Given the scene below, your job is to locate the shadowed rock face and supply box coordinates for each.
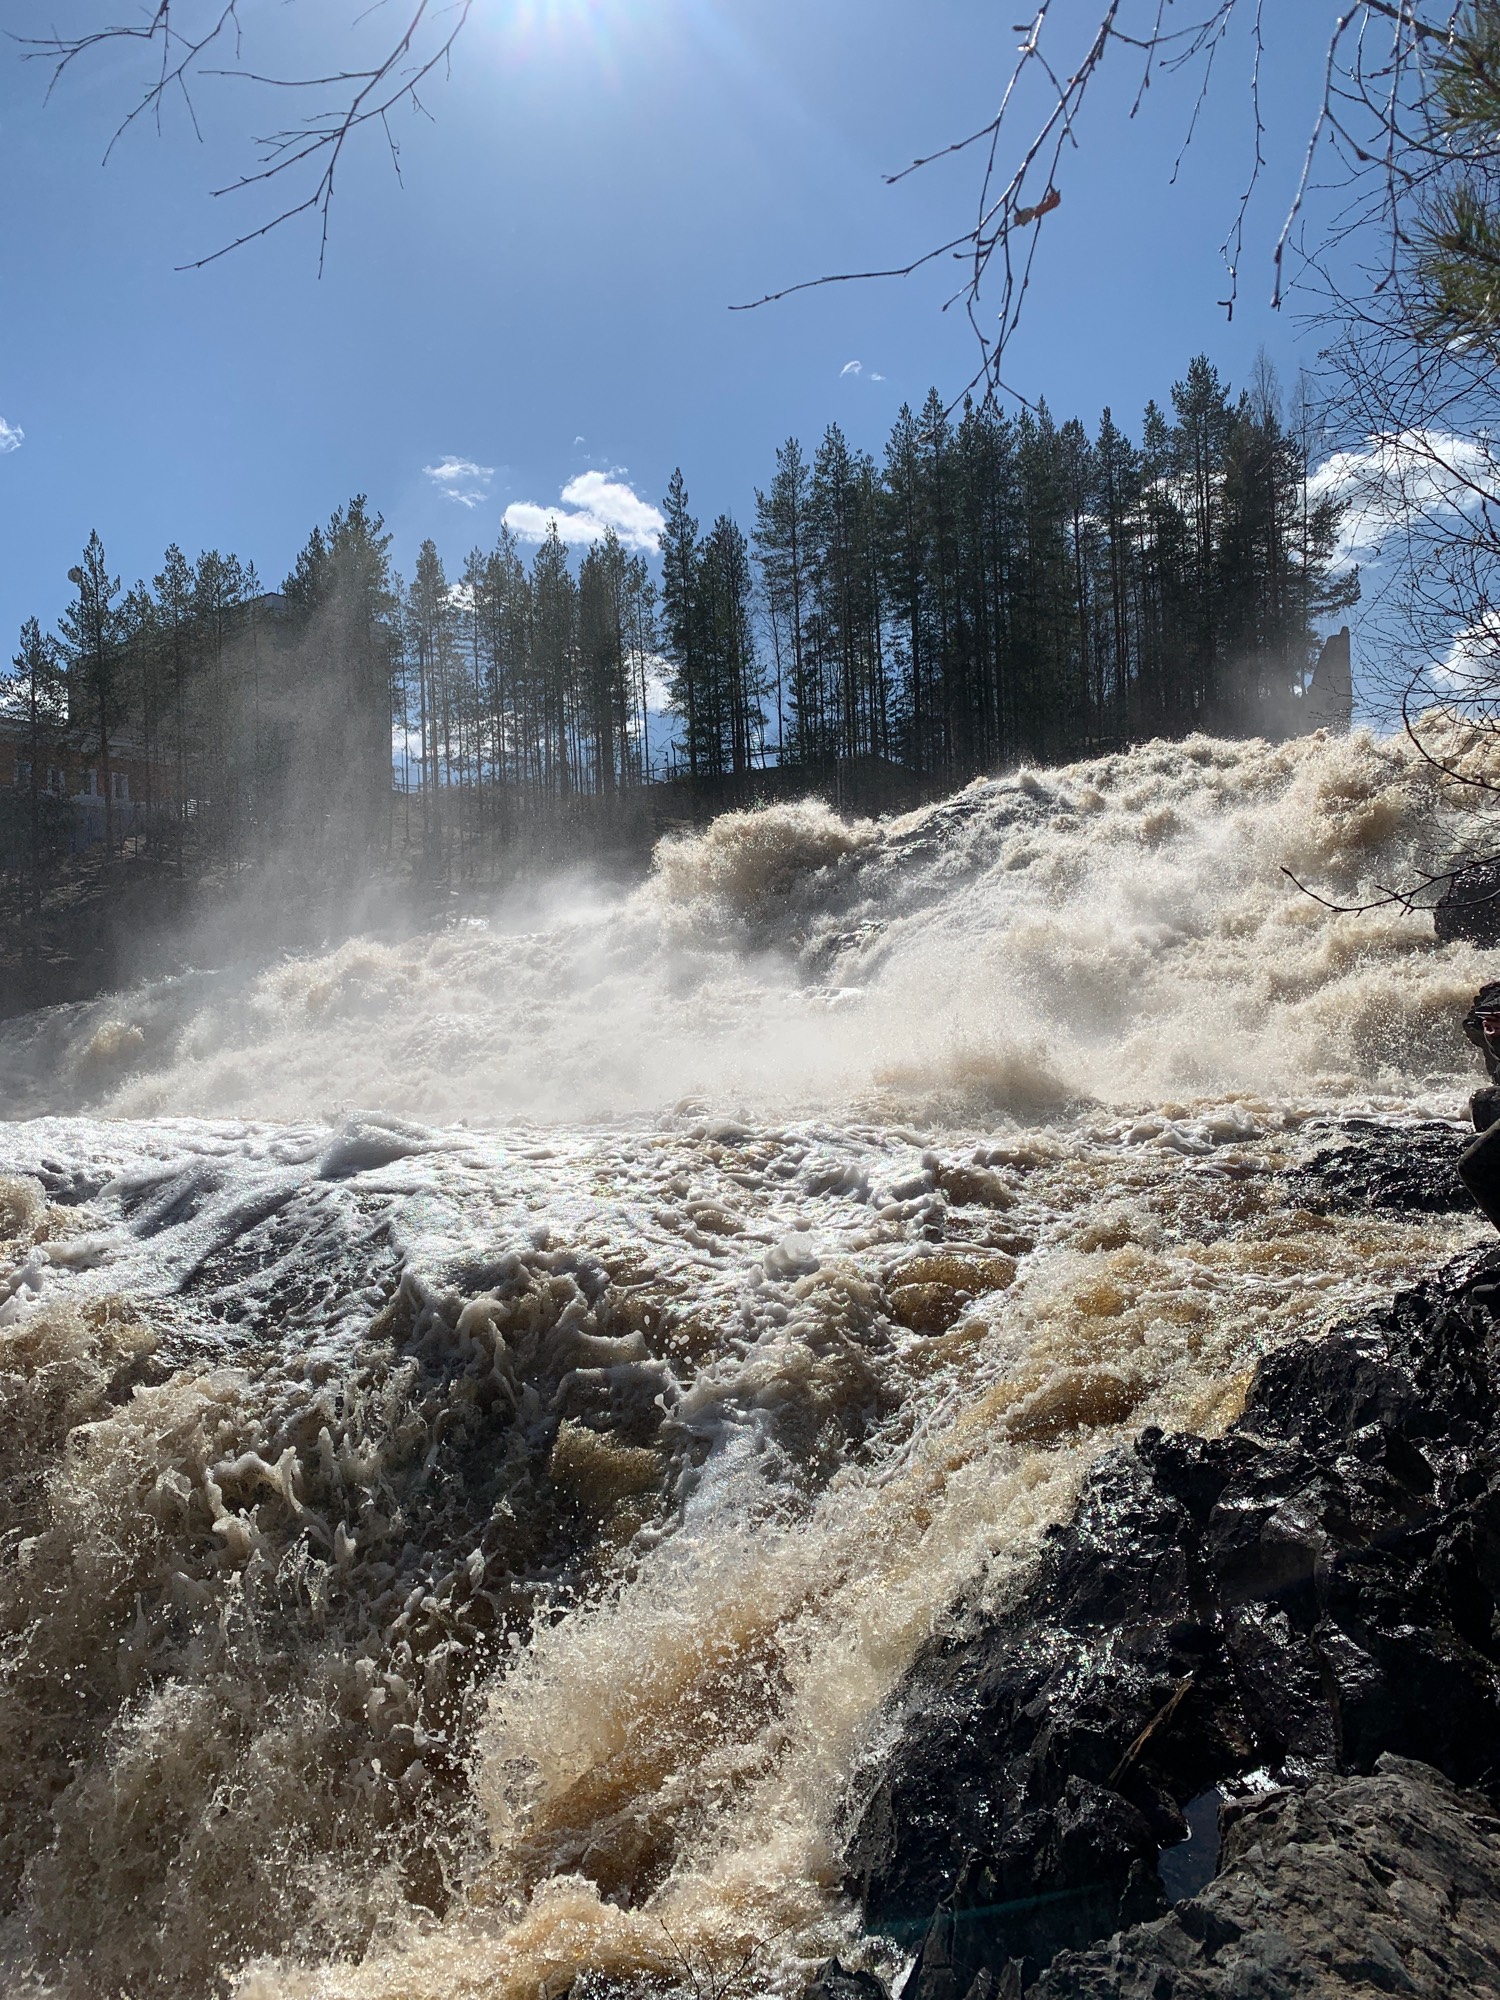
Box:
[1033,1757,1500,1999]
[1284,1120,1476,1217]
[843,1251,1500,1998]
[1436,860,1500,948]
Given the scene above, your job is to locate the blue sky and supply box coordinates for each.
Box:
[2,1,1349,649]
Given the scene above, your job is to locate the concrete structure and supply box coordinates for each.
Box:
[1300,626,1354,733]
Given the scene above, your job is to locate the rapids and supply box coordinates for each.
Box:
[0,727,1494,1999]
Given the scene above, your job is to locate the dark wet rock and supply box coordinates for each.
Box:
[1033,1757,1500,1998]
[802,1958,893,2000]
[1436,859,1500,947]
[845,1249,1500,1995]
[1285,1119,1474,1216]
[803,922,887,976]
[25,1157,112,1207]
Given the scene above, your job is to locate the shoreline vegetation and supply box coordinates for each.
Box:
[3,352,1353,1015]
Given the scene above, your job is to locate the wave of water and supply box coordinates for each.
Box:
[0,728,1493,1998]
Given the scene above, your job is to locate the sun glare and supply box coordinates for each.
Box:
[475,0,649,68]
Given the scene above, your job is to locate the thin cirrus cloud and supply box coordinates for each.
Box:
[0,417,23,454]
[840,359,886,383]
[503,472,665,553]
[423,455,494,509]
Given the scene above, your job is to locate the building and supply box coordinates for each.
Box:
[0,713,159,850]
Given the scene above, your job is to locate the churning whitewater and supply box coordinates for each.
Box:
[0,727,1495,2000]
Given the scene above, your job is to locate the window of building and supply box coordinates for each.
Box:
[50,768,66,795]
[112,772,129,802]
[15,761,30,786]
[82,768,96,796]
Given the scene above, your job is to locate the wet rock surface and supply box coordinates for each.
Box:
[844,1248,1500,1997]
[1284,1119,1475,1216]
[1033,1756,1500,1998]
[1435,859,1500,947]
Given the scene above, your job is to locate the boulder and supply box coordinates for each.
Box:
[802,1959,893,2000]
[1284,1119,1475,1217]
[1436,860,1500,947]
[1034,1757,1500,1998]
[845,1253,1500,1994]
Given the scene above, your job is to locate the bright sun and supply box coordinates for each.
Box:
[475,0,645,61]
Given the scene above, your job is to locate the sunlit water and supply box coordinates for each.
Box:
[0,728,1493,1998]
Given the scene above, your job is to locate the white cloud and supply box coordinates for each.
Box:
[642,654,673,711]
[0,417,23,454]
[1309,428,1498,567]
[503,472,665,553]
[423,454,495,509]
[1427,606,1500,690]
[840,360,863,377]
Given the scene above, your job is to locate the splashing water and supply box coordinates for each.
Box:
[0,728,1493,1999]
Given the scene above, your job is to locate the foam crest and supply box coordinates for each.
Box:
[0,728,1482,1130]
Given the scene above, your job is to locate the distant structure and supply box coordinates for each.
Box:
[1225,625,1353,742]
[0,717,155,852]
[1300,627,1354,733]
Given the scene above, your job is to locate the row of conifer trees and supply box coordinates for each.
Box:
[737,356,1356,777]
[4,352,1354,886]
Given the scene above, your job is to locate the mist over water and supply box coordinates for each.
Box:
[1,727,1495,2000]
[1,725,1490,1128]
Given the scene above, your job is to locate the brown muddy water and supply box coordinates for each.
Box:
[0,728,1494,1998]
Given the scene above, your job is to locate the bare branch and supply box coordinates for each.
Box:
[734,3,1469,404]
[16,0,473,272]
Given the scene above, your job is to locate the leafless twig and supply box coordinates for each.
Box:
[734,3,1466,406]
[17,0,474,273]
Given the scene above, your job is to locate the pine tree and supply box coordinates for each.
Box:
[580,531,632,792]
[659,470,704,777]
[529,526,579,796]
[1171,356,1236,720]
[283,497,398,858]
[1416,3,1500,352]
[4,618,70,916]
[1093,409,1141,741]
[479,528,529,792]
[58,530,124,859]
[119,582,161,822]
[915,390,959,766]
[407,539,455,869]
[881,404,930,769]
[193,550,247,864]
[154,543,196,865]
[754,440,814,762]
[698,515,763,776]
[620,550,658,783]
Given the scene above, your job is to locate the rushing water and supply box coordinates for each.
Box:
[0,728,1494,1999]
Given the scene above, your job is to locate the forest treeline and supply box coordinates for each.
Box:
[4,353,1353,902]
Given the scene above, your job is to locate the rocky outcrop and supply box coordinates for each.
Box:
[1435,860,1500,948]
[1284,1119,1475,1216]
[803,1961,895,2000]
[1032,1756,1500,1998]
[843,1250,1500,1997]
